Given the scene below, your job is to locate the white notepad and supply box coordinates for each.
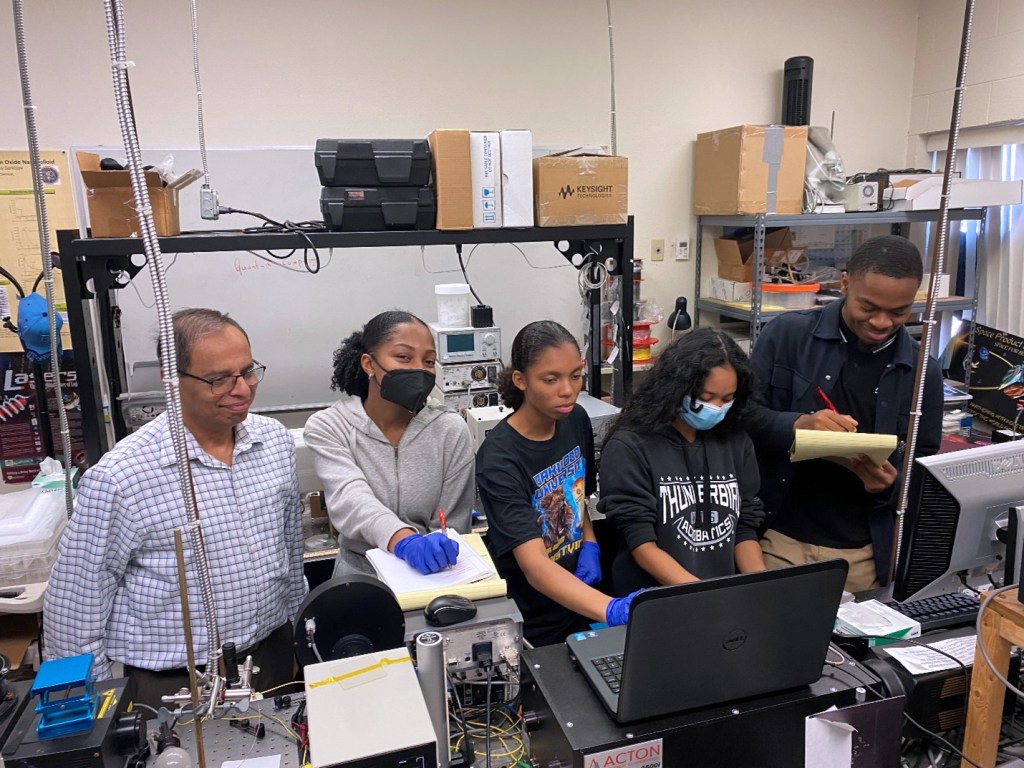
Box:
[365,530,497,595]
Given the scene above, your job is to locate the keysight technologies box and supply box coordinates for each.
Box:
[693,124,808,215]
[533,151,628,227]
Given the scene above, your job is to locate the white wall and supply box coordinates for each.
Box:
[0,0,922,359]
[911,0,1024,136]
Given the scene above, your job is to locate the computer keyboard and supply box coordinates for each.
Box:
[886,591,981,633]
[591,653,624,693]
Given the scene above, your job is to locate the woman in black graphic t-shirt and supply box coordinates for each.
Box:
[476,321,639,647]
[599,328,767,595]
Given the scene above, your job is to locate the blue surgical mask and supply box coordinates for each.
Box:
[678,395,732,431]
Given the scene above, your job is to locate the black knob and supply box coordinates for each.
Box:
[222,642,240,685]
[229,719,265,739]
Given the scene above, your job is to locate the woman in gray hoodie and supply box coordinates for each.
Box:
[304,310,475,577]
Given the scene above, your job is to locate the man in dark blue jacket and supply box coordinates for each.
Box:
[745,235,943,591]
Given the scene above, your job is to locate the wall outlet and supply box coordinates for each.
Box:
[675,238,689,261]
[651,239,665,262]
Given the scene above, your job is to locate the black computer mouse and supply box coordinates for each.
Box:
[424,594,478,627]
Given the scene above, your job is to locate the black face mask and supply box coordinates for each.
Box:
[370,356,435,413]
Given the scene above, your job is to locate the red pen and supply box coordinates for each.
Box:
[438,508,454,569]
[816,386,839,413]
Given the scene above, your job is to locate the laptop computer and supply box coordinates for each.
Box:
[566,559,849,723]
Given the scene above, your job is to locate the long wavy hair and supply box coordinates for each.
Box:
[608,327,754,436]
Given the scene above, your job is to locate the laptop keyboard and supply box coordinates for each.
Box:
[591,653,624,693]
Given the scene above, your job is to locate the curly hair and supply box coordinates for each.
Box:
[330,310,429,398]
[608,327,753,435]
[496,320,580,410]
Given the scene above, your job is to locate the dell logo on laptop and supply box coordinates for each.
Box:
[722,629,748,650]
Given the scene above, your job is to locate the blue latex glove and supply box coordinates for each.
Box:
[574,541,603,586]
[605,590,643,626]
[394,532,459,575]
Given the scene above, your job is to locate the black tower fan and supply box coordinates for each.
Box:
[782,56,813,126]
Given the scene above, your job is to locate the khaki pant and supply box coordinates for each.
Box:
[761,529,879,593]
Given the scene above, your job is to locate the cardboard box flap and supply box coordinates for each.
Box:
[547,147,614,158]
[168,168,203,191]
[536,153,627,178]
[77,151,163,191]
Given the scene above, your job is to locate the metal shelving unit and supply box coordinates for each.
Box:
[694,208,986,344]
[57,219,636,465]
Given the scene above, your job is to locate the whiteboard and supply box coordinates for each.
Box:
[70,146,584,409]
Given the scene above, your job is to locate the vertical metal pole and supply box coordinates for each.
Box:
[415,631,449,768]
[892,0,975,583]
[963,213,985,388]
[174,528,208,768]
[750,215,767,345]
[693,220,703,330]
[57,229,107,464]
[588,254,603,400]
[620,221,635,403]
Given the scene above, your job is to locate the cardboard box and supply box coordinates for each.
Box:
[533,151,628,227]
[428,129,473,230]
[76,152,199,237]
[709,276,752,303]
[693,124,808,215]
[889,177,1023,211]
[500,129,534,227]
[470,131,502,229]
[713,227,793,282]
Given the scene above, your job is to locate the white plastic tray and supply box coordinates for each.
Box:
[0,581,46,613]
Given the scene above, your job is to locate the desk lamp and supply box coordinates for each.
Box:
[667,297,692,341]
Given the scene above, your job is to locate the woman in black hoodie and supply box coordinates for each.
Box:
[599,328,766,594]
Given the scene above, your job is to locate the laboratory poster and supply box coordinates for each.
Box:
[0,351,85,484]
[0,151,78,354]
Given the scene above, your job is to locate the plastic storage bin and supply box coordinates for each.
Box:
[435,283,472,328]
[761,282,820,309]
[0,488,67,590]
[314,139,433,187]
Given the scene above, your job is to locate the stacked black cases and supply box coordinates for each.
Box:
[315,139,436,231]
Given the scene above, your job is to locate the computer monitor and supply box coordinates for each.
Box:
[892,440,1024,602]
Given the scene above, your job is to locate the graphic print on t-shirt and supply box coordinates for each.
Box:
[532,446,586,562]
[660,473,740,553]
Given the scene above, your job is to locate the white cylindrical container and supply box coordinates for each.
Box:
[415,630,449,768]
[435,283,471,328]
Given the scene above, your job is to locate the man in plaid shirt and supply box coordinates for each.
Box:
[44,308,306,708]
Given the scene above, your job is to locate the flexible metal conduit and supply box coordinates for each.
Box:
[102,0,221,668]
[892,0,975,578]
[12,0,74,517]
